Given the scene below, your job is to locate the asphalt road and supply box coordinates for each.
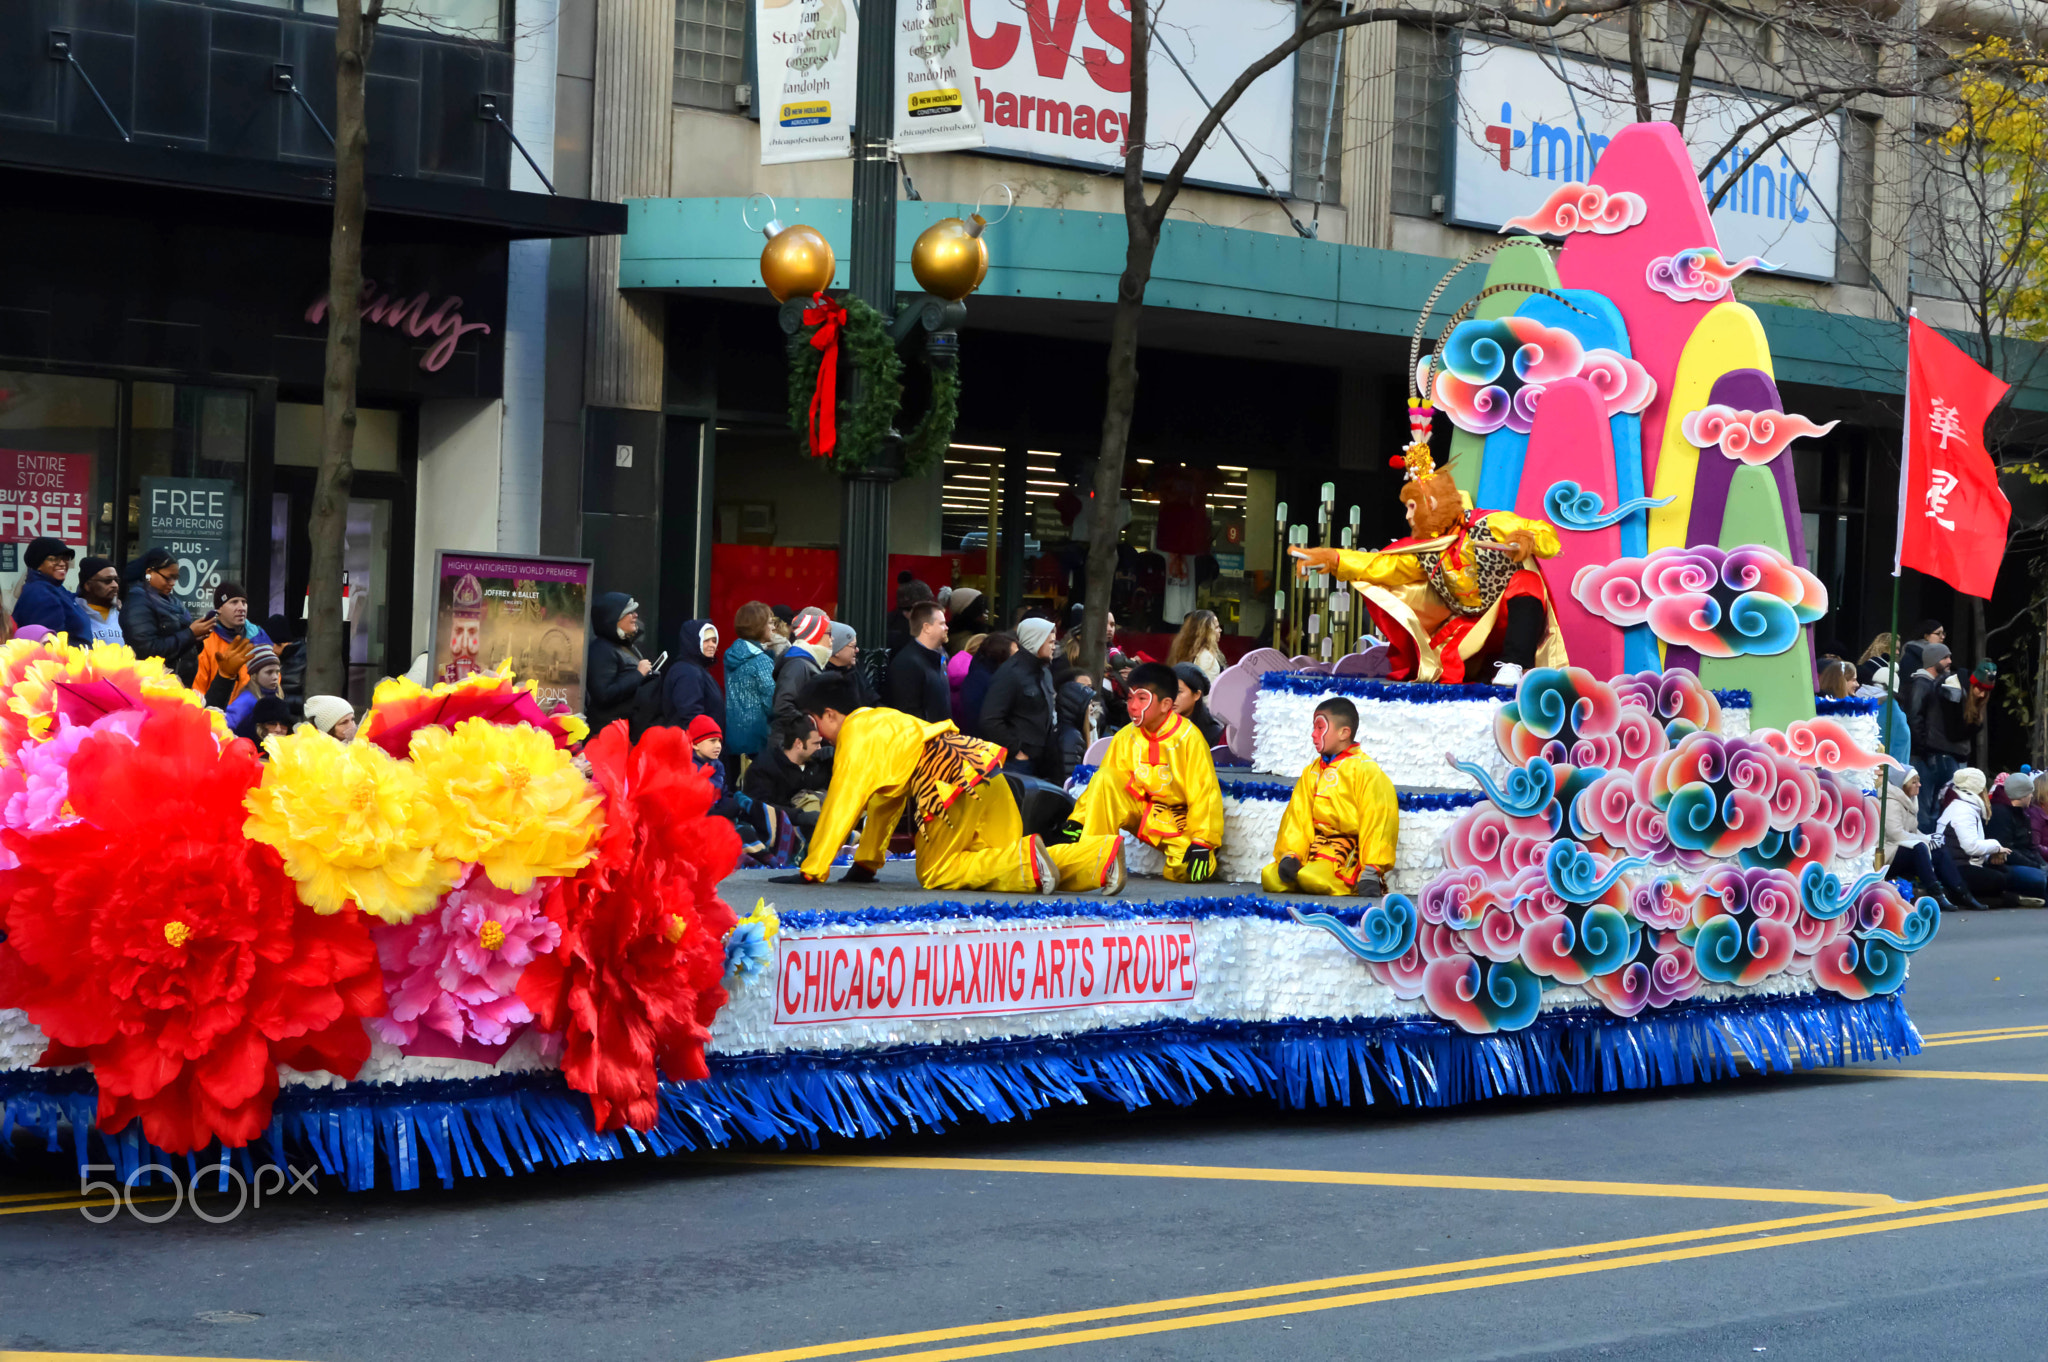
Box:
[4,904,2047,1362]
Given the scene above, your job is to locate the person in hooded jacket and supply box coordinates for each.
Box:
[946,587,989,652]
[585,591,654,735]
[1055,671,1100,769]
[980,617,1064,782]
[959,631,1013,738]
[664,617,727,739]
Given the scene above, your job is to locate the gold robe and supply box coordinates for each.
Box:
[801,707,1120,892]
[1072,713,1224,882]
[1259,745,1398,896]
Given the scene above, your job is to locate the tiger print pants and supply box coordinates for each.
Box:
[917,775,1122,893]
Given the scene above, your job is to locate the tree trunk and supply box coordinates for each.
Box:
[309,0,378,697]
[1627,0,1653,122]
[2032,608,2047,770]
[1081,236,1159,680]
[1081,0,1154,682]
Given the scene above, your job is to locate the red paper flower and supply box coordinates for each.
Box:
[0,705,382,1153]
[518,721,739,1131]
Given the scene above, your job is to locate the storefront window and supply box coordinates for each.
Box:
[0,369,118,617]
[127,382,251,619]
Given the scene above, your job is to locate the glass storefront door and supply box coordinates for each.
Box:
[127,382,252,618]
[0,370,119,613]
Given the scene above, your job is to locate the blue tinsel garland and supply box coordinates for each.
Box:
[0,991,1919,1193]
[1069,766,1480,812]
[1815,695,1884,716]
[1255,672,1754,712]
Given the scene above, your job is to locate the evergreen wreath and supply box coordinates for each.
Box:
[787,293,958,478]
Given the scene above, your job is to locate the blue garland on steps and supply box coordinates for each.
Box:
[0,991,1917,1193]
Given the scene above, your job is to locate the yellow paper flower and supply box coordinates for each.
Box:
[357,664,586,757]
[243,727,462,922]
[409,717,604,893]
[0,638,218,761]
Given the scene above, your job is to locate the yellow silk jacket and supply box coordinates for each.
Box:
[1273,746,1399,877]
[1078,712,1225,849]
[1334,511,1560,615]
[799,707,1006,881]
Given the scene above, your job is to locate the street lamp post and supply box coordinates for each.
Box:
[836,2,904,651]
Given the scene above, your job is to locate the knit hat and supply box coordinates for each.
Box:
[215,580,248,607]
[303,695,354,735]
[790,608,831,649]
[829,621,858,654]
[686,714,723,745]
[77,555,114,584]
[1974,659,1999,689]
[1887,764,1915,789]
[1173,662,1211,696]
[24,537,70,570]
[248,696,291,730]
[245,645,281,677]
[949,587,983,619]
[1953,767,1987,796]
[2005,772,2035,800]
[1920,642,1952,669]
[1016,618,1056,655]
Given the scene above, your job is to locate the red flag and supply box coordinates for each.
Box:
[1897,317,2012,598]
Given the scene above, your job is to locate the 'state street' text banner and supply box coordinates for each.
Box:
[775,919,1199,1025]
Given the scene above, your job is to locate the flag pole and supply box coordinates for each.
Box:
[1880,310,1916,872]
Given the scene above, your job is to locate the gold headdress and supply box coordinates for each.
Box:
[1393,397,1437,481]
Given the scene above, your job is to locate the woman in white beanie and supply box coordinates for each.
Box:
[303,694,356,741]
[1934,768,2029,907]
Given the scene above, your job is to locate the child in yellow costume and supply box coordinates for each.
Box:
[1259,696,1398,898]
[1059,662,1225,883]
[788,672,1126,894]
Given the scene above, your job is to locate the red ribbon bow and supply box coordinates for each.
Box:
[802,291,849,459]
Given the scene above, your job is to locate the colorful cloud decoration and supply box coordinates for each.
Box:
[1501,182,1649,236]
[1644,248,1777,303]
[1571,544,1825,657]
[1303,668,1936,1034]
[1679,404,1840,466]
[1428,316,1657,436]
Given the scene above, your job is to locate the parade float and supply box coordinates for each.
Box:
[0,124,1934,1192]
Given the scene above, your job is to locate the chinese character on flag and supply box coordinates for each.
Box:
[1897,316,2011,598]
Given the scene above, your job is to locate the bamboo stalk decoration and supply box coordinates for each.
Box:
[1273,499,1289,651]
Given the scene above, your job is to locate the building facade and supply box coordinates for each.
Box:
[0,0,621,702]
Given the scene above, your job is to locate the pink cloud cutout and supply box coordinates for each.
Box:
[1645,248,1778,303]
[1501,183,1648,237]
[1679,405,1840,466]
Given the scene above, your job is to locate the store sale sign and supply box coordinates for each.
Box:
[0,449,91,550]
[774,919,1198,1025]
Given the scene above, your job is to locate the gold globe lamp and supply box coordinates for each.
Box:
[746,193,837,303]
[909,184,1013,302]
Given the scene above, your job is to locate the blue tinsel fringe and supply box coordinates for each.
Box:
[1815,695,1884,716]
[1256,673,1753,710]
[1,992,1917,1194]
[1069,766,1481,812]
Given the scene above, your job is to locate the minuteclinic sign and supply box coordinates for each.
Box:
[774,920,1197,1025]
[1449,36,1844,279]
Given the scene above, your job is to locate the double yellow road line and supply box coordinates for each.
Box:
[0,1188,176,1219]
[707,1180,2048,1362]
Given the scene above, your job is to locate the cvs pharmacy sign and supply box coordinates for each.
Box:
[966,0,1297,194]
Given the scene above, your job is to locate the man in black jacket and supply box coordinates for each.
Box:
[886,600,951,722]
[980,616,1063,782]
[1905,642,1975,832]
[743,714,828,838]
[121,546,212,684]
[585,592,654,735]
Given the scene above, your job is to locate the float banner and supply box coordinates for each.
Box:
[1449,36,1844,280]
[895,0,985,154]
[431,551,593,712]
[140,476,235,611]
[758,0,858,164]
[774,920,1198,1025]
[966,0,1295,193]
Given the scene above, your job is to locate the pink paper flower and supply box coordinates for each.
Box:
[369,866,563,1049]
[0,711,146,867]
